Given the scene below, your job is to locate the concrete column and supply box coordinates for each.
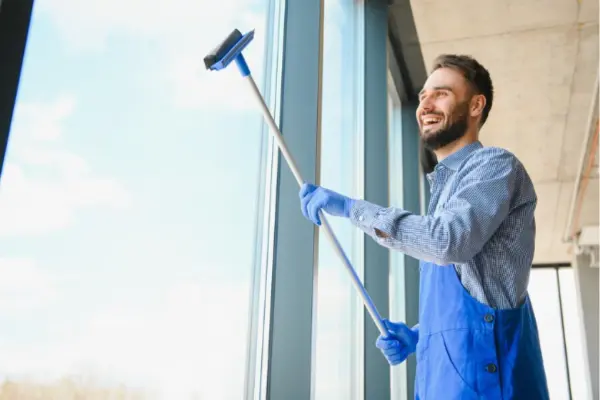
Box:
[572,252,599,400]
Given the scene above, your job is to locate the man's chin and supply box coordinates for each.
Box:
[421,140,442,151]
[420,131,448,150]
[419,129,442,141]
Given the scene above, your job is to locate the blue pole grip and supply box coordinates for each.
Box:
[235,54,251,77]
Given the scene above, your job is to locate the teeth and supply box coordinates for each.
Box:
[424,117,441,125]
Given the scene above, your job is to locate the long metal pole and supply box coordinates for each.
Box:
[242,70,387,337]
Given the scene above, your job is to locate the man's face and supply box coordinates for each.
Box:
[416,67,472,150]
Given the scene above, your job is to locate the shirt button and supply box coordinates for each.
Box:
[358,215,364,221]
[484,314,494,323]
[485,363,497,373]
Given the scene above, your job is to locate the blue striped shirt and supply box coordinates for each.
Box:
[350,141,536,309]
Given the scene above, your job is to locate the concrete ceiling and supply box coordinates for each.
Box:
[390,0,599,264]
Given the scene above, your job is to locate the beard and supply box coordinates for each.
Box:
[420,101,469,151]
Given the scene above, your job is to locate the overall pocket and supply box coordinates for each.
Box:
[424,331,481,399]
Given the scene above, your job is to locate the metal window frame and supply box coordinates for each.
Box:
[244,0,288,398]
[0,0,34,179]
[362,2,392,400]
[532,263,570,269]
[386,91,423,400]
[389,99,422,400]
[264,0,323,398]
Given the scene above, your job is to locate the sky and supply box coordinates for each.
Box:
[0,0,591,399]
[0,0,273,398]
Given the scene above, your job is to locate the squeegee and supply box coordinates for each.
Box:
[204,29,388,337]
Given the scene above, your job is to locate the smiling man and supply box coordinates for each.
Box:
[299,54,549,399]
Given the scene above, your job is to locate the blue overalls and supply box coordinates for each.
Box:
[415,166,550,399]
[415,262,550,399]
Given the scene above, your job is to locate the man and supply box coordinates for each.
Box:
[299,54,549,399]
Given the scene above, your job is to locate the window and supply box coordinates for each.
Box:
[528,266,589,399]
[387,71,408,400]
[0,1,280,398]
[312,0,365,398]
[558,268,590,400]
[387,66,424,400]
[529,268,571,398]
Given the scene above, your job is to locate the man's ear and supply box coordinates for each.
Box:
[470,94,486,119]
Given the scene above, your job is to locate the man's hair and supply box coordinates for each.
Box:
[431,54,494,126]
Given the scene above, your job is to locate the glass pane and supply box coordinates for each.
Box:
[313,0,364,398]
[0,1,276,398]
[387,78,409,400]
[528,268,570,399]
[558,268,590,400]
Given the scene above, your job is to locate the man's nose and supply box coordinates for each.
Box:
[421,95,435,110]
[418,101,434,116]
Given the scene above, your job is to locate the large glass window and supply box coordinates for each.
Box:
[0,1,280,398]
[558,267,590,400]
[529,266,589,399]
[312,0,364,398]
[529,268,571,398]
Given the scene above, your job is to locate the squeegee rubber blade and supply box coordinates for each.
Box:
[203,29,243,69]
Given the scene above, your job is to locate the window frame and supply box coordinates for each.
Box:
[0,0,34,178]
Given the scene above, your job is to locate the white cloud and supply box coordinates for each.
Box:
[0,257,58,314]
[0,261,361,398]
[0,279,252,399]
[166,50,267,112]
[35,0,271,112]
[0,95,132,237]
[35,0,253,52]
[34,0,267,64]
[14,94,76,142]
[141,8,269,112]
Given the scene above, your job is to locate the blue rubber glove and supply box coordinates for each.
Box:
[299,183,355,226]
[375,320,419,366]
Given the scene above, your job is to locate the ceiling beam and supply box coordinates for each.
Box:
[564,69,599,243]
[387,0,427,102]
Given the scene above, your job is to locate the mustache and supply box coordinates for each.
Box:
[420,111,445,119]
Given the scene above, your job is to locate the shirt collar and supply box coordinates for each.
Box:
[437,141,483,171]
